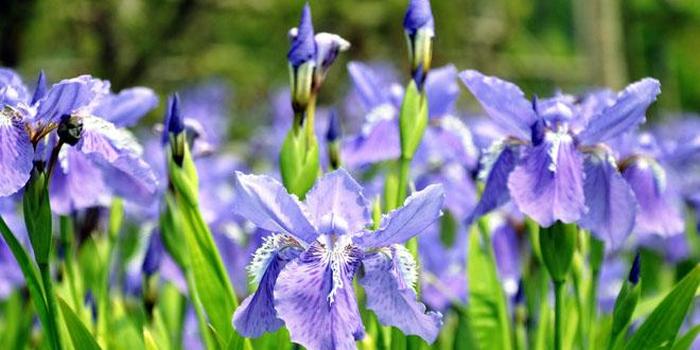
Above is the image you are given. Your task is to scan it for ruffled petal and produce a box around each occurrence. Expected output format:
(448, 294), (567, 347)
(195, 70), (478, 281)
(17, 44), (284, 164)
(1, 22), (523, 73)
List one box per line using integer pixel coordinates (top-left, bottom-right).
(304, 169), (371, 235)
(354, 185), (444, 248)
(621, 157), (684, 237)
(274, 241), (364, 350)
(91, 87), (158, 127)
(467, 140), (520, 223)
(426, 65), (458, 118)
(578, 78), (660, 145)
(233, 234), (302, 337)
(578, 150), (637, 249)
(360, 247), (442, 343)
(231, 172), (317, 244)
(459, 70), (537, 140)
(35, 76), (109, 123)
(508, 131), (586, 226)
(0, 110), (33, 197)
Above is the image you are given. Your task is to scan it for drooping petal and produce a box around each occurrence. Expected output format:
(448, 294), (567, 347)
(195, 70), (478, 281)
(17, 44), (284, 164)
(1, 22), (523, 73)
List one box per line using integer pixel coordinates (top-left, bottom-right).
(426, 65), (458, 118)
(91, 87), (158, 127)
(233, 234), (302, 338)
(0, 110), (33, 197)
(508, 131), (586, 226)
(459, 70), (537, 140)
(35, 76), (109, 123)
(231, 172), (317, 244)
(354, 184), (444, 248)
(74, 116), (158, 204)
(304, 169), (371, 235)
(491, 219), (521, 297)
(49, 148), (109, 214)
(578, 78), (661, 145)
(274, 241), (365, 350)
(621, 157), (684, 238)
(360, 247), (442, 343)
(578, 150), (637, 250)
(467, 140), (520, 223)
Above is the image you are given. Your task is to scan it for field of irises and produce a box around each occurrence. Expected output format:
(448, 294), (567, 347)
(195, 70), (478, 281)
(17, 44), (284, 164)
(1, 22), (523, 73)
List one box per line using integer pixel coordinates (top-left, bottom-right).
(1, 0), (699, 349)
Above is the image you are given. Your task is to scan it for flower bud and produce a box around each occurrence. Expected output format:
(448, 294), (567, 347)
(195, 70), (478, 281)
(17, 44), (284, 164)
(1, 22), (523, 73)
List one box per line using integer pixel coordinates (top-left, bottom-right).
(142, 232), (164, 277)
(287, 3), (317, 113)
(57, 114), (83, 146)
(538, 221), (577, 283)
(314, 32), (350, 87)
(163, 94), (186, 165)
(403, 0), (434, 89)
(326, 109), (342, 170)
(611, 252), (642, 339)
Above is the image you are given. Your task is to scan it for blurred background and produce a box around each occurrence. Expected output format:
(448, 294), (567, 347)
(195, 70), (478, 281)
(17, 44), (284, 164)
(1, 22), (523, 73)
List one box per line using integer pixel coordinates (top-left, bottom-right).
(2, 0), (699, 138)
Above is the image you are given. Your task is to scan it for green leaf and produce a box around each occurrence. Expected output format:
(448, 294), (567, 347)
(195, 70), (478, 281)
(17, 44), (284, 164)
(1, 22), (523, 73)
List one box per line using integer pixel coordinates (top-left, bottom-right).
(467, 220), (512, 350)
(0, 214), (57, 347)
(58, 297), (102, 350)
(625, 265), (700, 349)
(671, 324), (700, 350)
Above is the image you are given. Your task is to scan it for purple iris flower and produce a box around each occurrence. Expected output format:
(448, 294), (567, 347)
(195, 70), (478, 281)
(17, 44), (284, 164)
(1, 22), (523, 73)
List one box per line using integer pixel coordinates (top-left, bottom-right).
(231, 169), (445, 348)
(461, 70), (661, 249)
(0, 68), (159, 215)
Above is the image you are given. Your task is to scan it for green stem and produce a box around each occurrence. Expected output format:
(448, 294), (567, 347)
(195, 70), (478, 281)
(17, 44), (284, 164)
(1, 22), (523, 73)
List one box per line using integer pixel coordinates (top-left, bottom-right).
(554, 280), (565, 350)
(396, 157), (411, 207)
(39, 262), (62, 350)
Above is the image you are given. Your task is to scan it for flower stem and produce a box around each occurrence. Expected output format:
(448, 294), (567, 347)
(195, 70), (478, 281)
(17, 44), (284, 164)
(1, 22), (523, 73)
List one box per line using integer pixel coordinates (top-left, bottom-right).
(554, 280), (565, 350)
(39, 262), (62, 350)
(396, 156), (411, 206)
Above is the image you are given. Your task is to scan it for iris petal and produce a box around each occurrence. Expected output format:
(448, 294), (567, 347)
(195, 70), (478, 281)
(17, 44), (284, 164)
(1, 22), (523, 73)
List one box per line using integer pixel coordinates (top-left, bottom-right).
(0, 110), (33, 197)
(274, 241), (364, 350)
(467, 140), (519, 224)
(360, 247), (442, 343)
(304, 169), (371, 235)
(508, 131), (586, 226)
(231, 172), (317, 244)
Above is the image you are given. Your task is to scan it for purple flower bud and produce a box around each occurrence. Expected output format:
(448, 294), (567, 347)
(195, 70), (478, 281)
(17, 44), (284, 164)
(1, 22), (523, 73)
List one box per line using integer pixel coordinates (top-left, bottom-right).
(167, 94), (184, 135)
(403, 0), (434, 35)
(142, 232), (164, 276)
(287, 3), (316, 68)
(628, 251), (641, 285)
(326, 109), (341, 143)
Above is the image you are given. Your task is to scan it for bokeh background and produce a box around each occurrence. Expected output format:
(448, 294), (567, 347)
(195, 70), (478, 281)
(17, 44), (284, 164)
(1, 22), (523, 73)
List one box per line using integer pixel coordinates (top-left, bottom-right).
(2, 0), (699, 138)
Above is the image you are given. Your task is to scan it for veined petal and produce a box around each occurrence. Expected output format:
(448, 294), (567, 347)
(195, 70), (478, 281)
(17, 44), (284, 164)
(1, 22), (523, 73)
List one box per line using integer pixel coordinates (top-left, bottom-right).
(459, 70), (537, 140)
(508, 131), (586, 226)
(354, 185), (444, 248)
(231, 172), (317, 244)
(579, 78), (660, 144)
(274, 241), (364, 350)
(0, 109), (33, 197)
(91, 87), (158, 127)
(304, 169), (371, 235)
(579, 150), (637, 249)
(233, 234), (302, 338)
(35, 75), (109, 123)
(467, 140), (520, 223)
(346, 61), (398, 111)
(360, 247), (442, 343)
(622, 157), (684, 237)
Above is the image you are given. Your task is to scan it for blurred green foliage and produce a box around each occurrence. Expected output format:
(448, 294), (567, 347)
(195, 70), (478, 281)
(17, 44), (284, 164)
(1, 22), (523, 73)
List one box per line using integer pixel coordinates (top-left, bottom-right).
(2, 0), (699, 138)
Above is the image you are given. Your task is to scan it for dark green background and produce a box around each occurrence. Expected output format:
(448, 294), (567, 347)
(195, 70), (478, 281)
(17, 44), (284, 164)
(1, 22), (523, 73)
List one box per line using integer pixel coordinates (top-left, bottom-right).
(3, 0), (699, 138)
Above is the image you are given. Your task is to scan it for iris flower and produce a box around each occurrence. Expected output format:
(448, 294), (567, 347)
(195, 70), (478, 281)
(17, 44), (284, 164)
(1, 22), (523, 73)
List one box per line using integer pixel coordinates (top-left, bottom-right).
(461, 70), (660, 249)
(231, 168), (444, 349)
(0, 68), (158, 214)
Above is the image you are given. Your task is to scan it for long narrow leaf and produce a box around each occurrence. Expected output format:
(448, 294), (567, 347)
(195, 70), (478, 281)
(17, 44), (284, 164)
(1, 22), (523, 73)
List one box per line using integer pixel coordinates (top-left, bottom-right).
(625, 265), (700, 349)
(58, 297), (102, 350)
